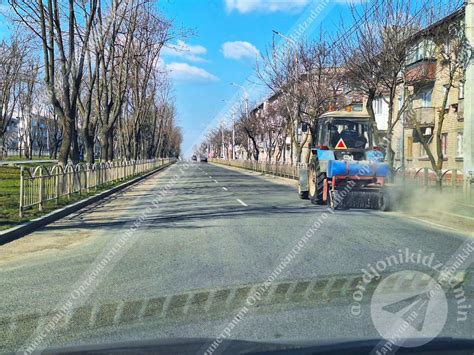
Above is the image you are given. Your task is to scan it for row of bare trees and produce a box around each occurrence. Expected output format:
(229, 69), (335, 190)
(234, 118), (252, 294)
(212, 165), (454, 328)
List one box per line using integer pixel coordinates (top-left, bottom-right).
(0, 0), (182, 164)
(205, 0), (468, 183)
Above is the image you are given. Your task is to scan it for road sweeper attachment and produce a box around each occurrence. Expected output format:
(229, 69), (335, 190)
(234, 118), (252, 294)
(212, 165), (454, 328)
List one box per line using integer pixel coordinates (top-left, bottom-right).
(298, 111), (392, 211)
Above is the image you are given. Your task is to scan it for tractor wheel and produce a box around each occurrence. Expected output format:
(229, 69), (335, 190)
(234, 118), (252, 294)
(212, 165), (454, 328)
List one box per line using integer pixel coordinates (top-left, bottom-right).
(308, 157), (325, 205)
(378, 192), (391, 211)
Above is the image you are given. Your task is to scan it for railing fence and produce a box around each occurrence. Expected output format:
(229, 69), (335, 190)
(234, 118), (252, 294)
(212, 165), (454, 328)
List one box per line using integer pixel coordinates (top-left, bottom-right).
(210, 159), (473, 202)
(209, 158), (306, 180)
(19, 158), (173, 216)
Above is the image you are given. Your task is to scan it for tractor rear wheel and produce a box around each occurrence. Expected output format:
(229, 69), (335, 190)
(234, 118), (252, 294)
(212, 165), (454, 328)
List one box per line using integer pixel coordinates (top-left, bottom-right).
(308, 157), (325, 205)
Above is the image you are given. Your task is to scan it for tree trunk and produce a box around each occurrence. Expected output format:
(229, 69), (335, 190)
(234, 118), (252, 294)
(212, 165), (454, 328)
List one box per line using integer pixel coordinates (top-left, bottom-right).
(58, 116), (72, 166)
(0, 136), (5, 160)
(386, 90), (397, 171)
(133, 131), (140, 161)
(366, 88), (380, 143)
(70, 125), (80, 164)
(107, 133), (114, 161)
(100, 128), (112, 161)
(84, 130), (95, 164)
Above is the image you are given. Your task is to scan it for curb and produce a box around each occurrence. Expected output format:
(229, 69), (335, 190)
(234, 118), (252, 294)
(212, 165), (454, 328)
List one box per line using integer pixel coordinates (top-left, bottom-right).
(0, 163), (174, 246)
(209, 162), (299, 187)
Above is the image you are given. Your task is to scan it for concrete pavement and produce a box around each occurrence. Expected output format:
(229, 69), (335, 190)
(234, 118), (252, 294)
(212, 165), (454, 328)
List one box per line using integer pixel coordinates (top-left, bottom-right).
(0, 161), (472, 353)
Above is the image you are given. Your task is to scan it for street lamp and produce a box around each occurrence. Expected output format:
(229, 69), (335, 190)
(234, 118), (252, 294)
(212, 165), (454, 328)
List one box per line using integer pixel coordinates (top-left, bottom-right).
(272, 30), (298, 51)
(273, 30), (299, 165)
(231, 83), (250, 159)
(222, 99), (236, 160)
(230, 83), (249, 116)
(220, 119), (225, 159)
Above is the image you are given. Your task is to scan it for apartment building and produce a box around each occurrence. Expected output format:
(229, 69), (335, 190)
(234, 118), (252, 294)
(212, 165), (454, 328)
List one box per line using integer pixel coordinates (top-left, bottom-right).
(3, 113), (50, 156)
(392, 8), (466, 172)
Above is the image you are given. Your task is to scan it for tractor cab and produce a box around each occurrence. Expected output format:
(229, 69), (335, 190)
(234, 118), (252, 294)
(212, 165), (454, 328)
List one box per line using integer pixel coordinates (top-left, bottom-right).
(312, 112), (381, 161)
(299, 112), (391, 210)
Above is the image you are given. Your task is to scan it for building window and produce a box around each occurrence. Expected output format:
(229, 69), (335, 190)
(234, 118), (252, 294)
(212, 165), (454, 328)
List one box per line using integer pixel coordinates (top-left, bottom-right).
(456, 132), (463, 157)
(407, 39), (436, 65)
(420, 87), (433, 108)
(375, 97), (383, 115)
(444, 38), (451, 55)
(441, 133), (448, 157)
(420, 143), (427, 157)
(407, 136), (413, 159)
(459, 82), (464, 100)
(352, 103), (363, 112)
(442, 86), (450, 110)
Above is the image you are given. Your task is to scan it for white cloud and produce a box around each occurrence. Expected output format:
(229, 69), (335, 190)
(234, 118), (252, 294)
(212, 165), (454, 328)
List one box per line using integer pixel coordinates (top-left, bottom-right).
(224, 0), (310, 13)
(161, 40), (208, 63)
(222, 41), (261, 61)
(166, 62), (219, 83)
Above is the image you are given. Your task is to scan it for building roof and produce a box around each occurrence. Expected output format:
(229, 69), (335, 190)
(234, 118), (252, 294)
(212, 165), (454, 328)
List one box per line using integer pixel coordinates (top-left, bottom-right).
(318, 111), (371, 119)
(408, 6), (465, 43)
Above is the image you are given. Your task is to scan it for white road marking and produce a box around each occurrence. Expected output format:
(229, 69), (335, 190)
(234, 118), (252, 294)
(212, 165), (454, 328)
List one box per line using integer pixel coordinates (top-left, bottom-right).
(209, 176), (212, 178)
(236, 199), (248, 207)
(214, 180), (218, 183)
(222, 187), (228, 191)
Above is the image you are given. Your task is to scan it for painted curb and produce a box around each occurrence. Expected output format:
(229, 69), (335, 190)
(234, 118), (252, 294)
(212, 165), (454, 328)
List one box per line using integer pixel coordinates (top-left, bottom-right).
(0, 163), (174, 245)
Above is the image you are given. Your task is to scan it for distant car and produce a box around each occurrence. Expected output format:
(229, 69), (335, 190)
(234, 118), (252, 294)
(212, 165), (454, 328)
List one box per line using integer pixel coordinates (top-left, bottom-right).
(192, 155), (197, 161)
(200, 156), (208, 162)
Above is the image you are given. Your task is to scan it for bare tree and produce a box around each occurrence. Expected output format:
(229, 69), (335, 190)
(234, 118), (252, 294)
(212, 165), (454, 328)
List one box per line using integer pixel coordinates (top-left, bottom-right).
(10, 0), (99, 165)
(0, 32), (25, 159)
(258, 36), (343, 164)
(17, 61), (40, 158)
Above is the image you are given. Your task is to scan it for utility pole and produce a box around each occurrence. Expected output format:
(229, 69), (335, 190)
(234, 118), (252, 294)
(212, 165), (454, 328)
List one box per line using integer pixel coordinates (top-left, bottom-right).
(221, 120), (225, 159)
(231, 83), (249, 160)
(464, 0), (474, 188)
(400, 90), (406, 174)
(273, 30), (299, 164)
(232, 111), (236, 160)
(223, 99), (237, 160)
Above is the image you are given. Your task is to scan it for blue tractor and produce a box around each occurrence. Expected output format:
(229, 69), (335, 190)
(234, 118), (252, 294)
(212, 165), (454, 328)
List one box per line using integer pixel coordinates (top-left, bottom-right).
(298, 112), (392, 210)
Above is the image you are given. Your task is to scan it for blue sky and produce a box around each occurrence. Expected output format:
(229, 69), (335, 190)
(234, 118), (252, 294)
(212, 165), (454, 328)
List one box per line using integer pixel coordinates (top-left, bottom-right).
(0, 0), (458, 155)
(0, 0), (362, 153)
(158, 0), (359, 154)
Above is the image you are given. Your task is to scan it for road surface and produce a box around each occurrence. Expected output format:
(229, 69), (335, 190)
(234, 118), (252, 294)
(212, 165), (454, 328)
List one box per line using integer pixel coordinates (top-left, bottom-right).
(0, 162), (472, 353)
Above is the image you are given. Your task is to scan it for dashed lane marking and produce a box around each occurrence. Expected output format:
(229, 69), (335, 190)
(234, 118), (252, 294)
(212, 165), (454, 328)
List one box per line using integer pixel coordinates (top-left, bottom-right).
(236, 199), (248, 207)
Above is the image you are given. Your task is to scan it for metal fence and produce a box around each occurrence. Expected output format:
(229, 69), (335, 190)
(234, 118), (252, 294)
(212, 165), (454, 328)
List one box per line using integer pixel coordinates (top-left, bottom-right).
(392, 167), (465, 187)
(209, 158), (306, 180)
(211, 158), (473, 202)
(392, 167), (473, 202)
(19, 158), (173, 216)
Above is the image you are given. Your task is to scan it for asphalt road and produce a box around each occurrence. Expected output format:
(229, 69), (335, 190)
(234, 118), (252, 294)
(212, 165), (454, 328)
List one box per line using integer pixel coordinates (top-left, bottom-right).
(0, 161), (472, 353)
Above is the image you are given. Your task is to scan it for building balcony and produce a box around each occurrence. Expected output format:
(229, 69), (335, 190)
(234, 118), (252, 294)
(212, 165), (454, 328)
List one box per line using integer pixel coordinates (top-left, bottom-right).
(405, 59), (437, 85)
(456, 99), (464, 121)
(404, 107), (436, 127)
